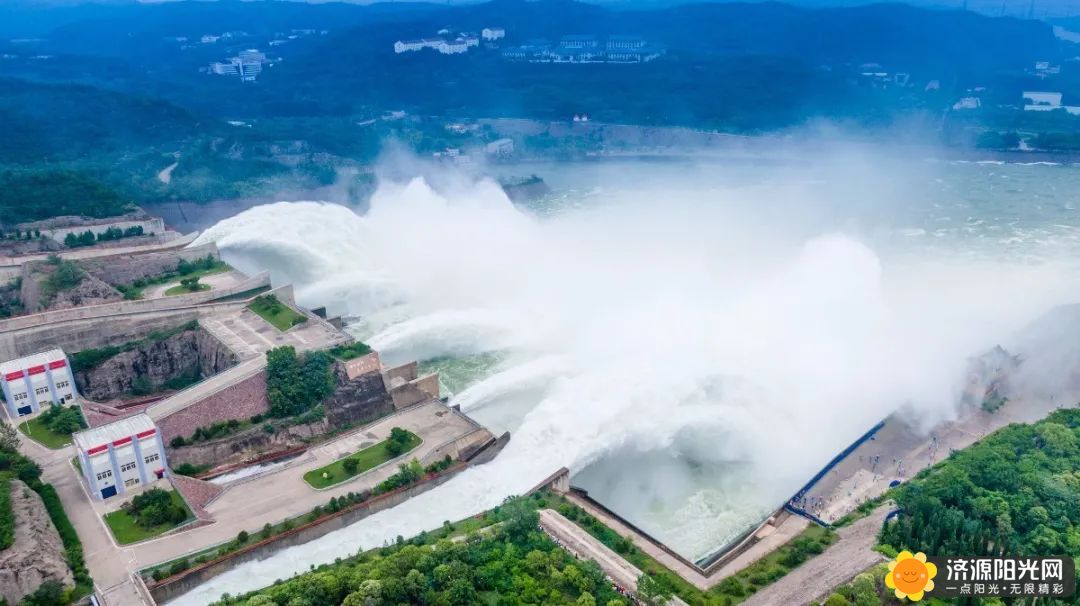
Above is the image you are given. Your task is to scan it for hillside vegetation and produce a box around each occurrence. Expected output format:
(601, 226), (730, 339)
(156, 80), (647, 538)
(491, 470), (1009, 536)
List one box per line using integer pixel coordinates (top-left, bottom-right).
(880, 409), (1080, 558)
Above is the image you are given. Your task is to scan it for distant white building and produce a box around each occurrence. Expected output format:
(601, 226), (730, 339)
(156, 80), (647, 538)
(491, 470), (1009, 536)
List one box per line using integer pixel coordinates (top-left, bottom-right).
(209, 49), (267, 82)
(462, 34), (480, 48)
(560, 35), (599, 49)
(394, 39), (426, 53)
(952, 97), (981, 110)
(210, 61), (239, 76)
(1024, 91), (1063, 107)
(200, 35), (220, 44)
(482, 27), (506, 41)
(438, 39), (469, 54)
(485, 138), (514, 156)
(607, 35), (645, 51)
(74, 414), (168, 501)
(1022, 91), (1080, 115)
(1, 349), (78, 417)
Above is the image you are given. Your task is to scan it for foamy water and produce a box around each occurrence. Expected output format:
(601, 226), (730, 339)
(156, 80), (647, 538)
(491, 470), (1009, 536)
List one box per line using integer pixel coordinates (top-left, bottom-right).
(177, 156), (1080, 604)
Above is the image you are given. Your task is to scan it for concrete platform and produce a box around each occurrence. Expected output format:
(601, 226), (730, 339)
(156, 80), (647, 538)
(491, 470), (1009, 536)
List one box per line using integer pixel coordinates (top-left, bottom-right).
(129, 400), (482, 572)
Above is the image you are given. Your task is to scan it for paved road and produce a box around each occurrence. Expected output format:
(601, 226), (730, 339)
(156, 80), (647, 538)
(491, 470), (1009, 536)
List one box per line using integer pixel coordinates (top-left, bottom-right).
(7, 399), (483, 605)
(4, 407), (145, 604)
(540, 509), (644, 590)
(129, 401), (481, 571)
(742, 506), (890, 606)
(142, 270), (247, 301)
(539, 509), (689, 606)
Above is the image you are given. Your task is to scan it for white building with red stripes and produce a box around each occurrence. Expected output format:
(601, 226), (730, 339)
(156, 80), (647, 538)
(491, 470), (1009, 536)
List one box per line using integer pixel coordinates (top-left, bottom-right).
(0, 348), (78, 418)
(73, 413), (168, 501)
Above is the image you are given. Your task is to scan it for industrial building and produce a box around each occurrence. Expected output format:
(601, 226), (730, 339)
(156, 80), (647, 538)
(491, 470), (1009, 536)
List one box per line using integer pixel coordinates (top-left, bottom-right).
(73, 414), (168, 500)
(0, 349), (78, 417)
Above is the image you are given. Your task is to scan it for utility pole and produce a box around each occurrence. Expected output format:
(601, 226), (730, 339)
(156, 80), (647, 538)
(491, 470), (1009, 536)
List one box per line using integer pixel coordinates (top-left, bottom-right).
(1027, 0), (1035, 20)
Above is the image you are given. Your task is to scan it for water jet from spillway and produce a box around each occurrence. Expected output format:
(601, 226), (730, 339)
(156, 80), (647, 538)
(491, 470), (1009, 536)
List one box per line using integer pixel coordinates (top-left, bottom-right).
(179, 161), (1080, 602)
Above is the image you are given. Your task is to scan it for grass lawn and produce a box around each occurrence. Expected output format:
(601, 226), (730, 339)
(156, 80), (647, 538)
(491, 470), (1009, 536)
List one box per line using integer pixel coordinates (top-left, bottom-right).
(329, 341), (374, 360)
(18, 416), (74, 449)
(248, 295), (308, 332)
(303, 431), (422, 489)
(104, 490), (193, 545)
(122, 263), (229, 299)
(164, 282), (212, 296)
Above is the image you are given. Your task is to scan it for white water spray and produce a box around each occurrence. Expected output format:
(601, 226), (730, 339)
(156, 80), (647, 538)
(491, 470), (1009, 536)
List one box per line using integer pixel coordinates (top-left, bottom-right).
(178, 160), (1080, 604)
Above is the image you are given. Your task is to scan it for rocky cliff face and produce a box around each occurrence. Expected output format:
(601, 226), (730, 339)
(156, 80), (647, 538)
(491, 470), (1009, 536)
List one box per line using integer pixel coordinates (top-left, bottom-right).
(0, 480), (74, 606)
(167, 362), (395, 470)
(20, 262), (123, 312)
(75, 327), (236, 401)
(45, 273), (124, 311)
(325, 364), (395, 426)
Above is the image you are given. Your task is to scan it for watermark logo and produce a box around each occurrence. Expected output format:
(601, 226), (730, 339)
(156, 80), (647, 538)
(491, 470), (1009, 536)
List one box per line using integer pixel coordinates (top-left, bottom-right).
(886, 551), (937, 601)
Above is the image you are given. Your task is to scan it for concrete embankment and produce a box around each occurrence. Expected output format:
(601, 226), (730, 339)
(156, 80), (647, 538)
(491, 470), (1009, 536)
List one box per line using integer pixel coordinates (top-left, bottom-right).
(148, 428), (510, 604)
(149, 465), (467, 604)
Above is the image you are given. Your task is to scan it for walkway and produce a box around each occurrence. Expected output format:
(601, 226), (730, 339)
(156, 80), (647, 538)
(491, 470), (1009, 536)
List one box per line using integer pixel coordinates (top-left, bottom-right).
(6, 399), (483, 605)
(539, 509), (689, 606)
(6, 408), (148, 605)
(142, 270), (248, 301)
(742, 506), (890, 606)
(799, 392), (1077, 524)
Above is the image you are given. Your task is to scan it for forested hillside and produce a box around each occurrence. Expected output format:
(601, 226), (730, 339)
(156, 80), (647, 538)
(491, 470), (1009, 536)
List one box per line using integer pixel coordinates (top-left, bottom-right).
(880, 409), (1080, 557)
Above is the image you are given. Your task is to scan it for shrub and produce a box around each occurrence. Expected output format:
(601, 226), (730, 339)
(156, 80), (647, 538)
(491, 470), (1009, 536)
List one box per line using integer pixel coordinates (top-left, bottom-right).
(39, 404), (86, 435)
(173, 463), (209, 476)
(0, 477), (12, 550)
(237, 530), (249, 543)
(170, 436), (187, 448)
(167, 559), (189, 577)
(128, 488), (186, 528)
(22, 580), (65, 606)
(342, 458), (359, 475)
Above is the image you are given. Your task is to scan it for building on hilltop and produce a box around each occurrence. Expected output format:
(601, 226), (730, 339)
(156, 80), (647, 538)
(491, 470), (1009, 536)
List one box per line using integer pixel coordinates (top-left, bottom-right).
(1023, 90), (1080, 114)
(438, 38), (469, 54)
(560, 35), (599, 49)
(1, 349), (77, 417)
(606, 35), (645, 50)
(485, 138), (515, 157)
(73, 413), (168, 501)
(482, 27), (505, 41)
(208, 48), (268, 82)
(952, 97), (981, 110)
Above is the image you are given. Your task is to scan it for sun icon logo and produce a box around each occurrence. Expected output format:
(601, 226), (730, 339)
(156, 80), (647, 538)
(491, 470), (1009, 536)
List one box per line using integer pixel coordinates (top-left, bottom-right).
(885, 551), (937, 601)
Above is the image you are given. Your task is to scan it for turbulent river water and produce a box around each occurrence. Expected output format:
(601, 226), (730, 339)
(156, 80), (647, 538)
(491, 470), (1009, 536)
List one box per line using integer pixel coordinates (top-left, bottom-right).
(177, 152), (1080, 604)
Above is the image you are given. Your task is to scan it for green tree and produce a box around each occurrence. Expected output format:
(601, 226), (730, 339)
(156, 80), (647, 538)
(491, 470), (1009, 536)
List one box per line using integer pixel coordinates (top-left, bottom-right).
(636, 574), (671, 606)
(500, 495), (540, 544)
(0, 421), (19, 452)
(342, 458), (359, 475)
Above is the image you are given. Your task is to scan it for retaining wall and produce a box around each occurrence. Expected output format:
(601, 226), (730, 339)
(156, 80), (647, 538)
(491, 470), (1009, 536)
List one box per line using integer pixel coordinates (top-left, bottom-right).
(0, 272), (270, 332)
(154, 370), (270, 444)
(420, 427), (495, 467)
(80, 243), (220, 286)
(0, 309), (203, 360)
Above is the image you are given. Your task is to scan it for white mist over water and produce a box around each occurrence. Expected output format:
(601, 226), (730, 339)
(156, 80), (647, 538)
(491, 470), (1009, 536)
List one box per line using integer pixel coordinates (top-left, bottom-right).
(180, 158), (1080, 603)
